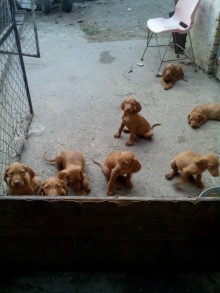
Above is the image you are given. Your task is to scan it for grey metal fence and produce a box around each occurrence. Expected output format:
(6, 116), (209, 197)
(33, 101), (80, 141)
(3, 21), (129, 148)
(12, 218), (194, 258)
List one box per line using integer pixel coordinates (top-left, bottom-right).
(0, 0), (39, 194)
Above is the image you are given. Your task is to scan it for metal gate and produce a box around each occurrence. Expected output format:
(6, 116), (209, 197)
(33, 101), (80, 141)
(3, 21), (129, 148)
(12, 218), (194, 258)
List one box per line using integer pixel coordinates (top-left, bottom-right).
(0, 0), (40, 194)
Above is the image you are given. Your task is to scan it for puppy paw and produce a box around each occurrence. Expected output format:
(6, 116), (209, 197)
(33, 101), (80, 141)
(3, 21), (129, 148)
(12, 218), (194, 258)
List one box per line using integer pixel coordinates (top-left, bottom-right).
(174, 180), (182, 187)
(114, 133), (120, 138)
(195, 182), (204, 188)
(125, 182), (133, 189)
(107, 190), (114, 196)
(165, 173), (174, 180)
(77, 190), (87, 196)
(126, 141), (133, 146)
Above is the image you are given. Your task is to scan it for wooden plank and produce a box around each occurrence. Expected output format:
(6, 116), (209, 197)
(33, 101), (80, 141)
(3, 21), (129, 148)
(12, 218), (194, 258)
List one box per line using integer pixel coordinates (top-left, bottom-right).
(0, 197), (220, 271)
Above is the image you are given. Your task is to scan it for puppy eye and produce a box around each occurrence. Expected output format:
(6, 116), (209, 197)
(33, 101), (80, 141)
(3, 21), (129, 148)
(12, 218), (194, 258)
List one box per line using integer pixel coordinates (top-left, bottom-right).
(20, 170), (26, 175)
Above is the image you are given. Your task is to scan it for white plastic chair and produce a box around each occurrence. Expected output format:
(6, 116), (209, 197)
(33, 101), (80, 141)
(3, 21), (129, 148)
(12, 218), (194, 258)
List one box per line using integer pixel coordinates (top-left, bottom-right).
(141, 0), (201, 76)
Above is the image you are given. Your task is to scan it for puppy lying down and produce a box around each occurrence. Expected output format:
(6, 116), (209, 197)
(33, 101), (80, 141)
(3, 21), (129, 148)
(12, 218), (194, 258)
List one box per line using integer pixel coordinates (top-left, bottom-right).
(160, 63), (185, 90)
(188, 103), (220, 128)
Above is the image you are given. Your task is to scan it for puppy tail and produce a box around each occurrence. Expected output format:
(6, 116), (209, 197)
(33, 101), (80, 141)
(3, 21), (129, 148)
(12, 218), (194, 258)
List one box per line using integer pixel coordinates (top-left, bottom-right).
(92, 159), (103, 169)
(43, 151), (56, 163)
(151, 123), (161, 129)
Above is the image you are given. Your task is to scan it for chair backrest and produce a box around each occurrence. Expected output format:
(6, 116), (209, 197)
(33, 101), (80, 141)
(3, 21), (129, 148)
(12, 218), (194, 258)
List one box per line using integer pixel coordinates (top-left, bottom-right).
(175, 0), (201, 30)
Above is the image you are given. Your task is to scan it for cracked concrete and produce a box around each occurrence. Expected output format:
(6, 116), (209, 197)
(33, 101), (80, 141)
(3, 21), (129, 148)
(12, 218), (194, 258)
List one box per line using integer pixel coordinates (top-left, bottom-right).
(20, 0), (220, 199)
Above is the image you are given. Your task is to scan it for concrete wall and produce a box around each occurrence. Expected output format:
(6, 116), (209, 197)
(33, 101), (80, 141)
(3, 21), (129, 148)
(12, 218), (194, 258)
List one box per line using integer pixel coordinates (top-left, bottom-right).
(190, 0), (220, 79)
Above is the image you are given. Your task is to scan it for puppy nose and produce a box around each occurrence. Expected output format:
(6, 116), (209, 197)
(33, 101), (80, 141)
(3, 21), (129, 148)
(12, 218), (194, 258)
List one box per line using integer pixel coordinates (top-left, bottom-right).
(13, 180), (20, 185)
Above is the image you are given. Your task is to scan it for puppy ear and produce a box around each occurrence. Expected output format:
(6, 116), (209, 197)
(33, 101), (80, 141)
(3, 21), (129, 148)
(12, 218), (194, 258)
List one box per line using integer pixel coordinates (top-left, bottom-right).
(198, 114), (206, 122)
(195, 158), (208, 171)
(121, 100), (126, 110)
(60, 180), (69, 195)
(4, 168), (9, 183)
(162, 68), (166, 77)
(131, 158), (141, 173)
(58, 170), (68, 181)
(40, 182), (46, 195)
(135, 101), (142, 113)
(24, 165), (35, 179)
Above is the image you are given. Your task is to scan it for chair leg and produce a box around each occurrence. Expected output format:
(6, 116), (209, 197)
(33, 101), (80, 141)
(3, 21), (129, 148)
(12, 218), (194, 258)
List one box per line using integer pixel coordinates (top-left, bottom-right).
(188, 32), (197, 72)
(141, 29), (153, 61)
(155, 34), (172, 77)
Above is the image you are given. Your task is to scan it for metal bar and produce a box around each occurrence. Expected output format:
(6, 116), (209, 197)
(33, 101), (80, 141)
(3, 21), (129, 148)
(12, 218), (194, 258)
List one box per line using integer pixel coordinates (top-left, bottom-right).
(30, 0), (40, 57)
(141, 29), (153, 61)
(9, 0), (33, 115)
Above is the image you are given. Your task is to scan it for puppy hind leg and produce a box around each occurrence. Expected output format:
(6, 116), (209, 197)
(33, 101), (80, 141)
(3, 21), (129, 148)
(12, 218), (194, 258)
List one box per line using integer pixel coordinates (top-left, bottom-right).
(141, 129), (153, 139)
(174, 171), (190, 187)
(82, 173), (91, 193)
(55, 156), (65, 171)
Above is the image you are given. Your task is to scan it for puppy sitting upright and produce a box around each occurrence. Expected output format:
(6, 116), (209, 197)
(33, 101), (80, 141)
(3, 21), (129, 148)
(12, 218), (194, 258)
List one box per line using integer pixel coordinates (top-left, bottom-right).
(41, 176), (69, 196)
(44, 150), (90, 195)
(165, 150), (219, 188)
(93, 150), (141, 196)
(4, 162), (41, 195)
(114, 97), (160, 146)
(161, 63), (184, 90)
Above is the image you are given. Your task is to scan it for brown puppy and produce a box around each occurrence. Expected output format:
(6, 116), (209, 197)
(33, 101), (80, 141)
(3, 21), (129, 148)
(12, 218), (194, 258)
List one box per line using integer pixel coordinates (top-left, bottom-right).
(161, 63), (184, 90)
(93, 150), (141, 196)
(114, 97), (160, 146)
(188, 103), (220, 128)
(44, 150), (90, 195)
(41, 176), (69, 196)
(4, 162), (41, 195)
(165, 150), (219, 188)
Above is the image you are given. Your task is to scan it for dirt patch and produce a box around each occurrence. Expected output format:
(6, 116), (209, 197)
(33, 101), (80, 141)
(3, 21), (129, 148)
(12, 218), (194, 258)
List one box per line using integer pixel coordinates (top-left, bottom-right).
(73, 0), (172, 41)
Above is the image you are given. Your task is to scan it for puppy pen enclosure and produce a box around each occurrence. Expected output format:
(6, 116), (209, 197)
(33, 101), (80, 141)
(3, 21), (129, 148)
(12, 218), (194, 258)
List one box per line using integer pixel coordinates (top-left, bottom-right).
(0, 0), (220, 273)
(0, 0), (39, 195)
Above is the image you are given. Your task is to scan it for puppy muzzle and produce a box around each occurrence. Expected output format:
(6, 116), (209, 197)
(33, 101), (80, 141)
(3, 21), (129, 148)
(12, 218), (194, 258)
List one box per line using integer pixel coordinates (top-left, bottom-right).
(12, 179), (24, 187)
(210, 170), (219, 177)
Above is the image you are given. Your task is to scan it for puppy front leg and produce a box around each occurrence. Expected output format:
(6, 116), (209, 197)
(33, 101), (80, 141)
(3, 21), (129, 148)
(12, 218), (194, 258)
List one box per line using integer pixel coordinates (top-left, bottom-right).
(114, 122), (125, 138)
(107, 169), (119, 196)
(195, 174), (204, 188)
(82, 173), (91, 194)
(32, 176), (41, 195)
(165, 160), (178, 180)
(126, 129), (136, 146)
(125, 173), (133, 189)
(161, 79), (172, 90)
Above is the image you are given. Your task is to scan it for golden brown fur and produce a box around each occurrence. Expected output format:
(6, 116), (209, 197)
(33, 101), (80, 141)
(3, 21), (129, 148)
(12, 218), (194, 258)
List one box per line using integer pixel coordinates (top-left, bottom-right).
(41, 176), (69, 196)
(188, 103), (220, 128)
(4, 162), (41, 195)
(114, 97), (160, 146)
(161, 63), (184, 90)
(165, 150), (219, 188)
(44, 150), (90, 195)
(93, 150), (141, 195)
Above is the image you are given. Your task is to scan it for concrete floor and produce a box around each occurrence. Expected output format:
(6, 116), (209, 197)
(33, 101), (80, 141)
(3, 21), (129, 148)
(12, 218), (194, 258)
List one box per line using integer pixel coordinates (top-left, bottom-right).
(21, 0), (220, 199)
(1, 271), (220, 292)
(9, 0), (220, 291)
